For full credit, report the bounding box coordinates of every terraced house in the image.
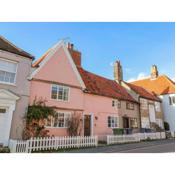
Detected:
[0,36,33,146]
[131,65,175,132]
[30,41,141,138]
[110,61,164,130]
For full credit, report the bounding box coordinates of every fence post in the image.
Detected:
[95,136,98,147]
[9,140,17,153]
[25,140,30,153]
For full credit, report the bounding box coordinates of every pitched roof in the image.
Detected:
[77,67,137,103]
[131,75,175,95]
[125,82,161,102]
[32,49,50,67]
[0,35,34,59]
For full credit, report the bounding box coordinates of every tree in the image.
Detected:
[67,112,83,136]
[23,97,56,139]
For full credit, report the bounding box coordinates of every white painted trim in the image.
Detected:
[30,40,86,89]
[0,57,18,85]
[30,40,64,79]
[50,84,70,102]
[0,89,19,100]
[45,111,71,129]
[90,113,94,136]
[62,44,86,89]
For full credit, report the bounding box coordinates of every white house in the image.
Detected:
[131,65,175,132]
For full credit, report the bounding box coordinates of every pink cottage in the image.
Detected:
[30,41,140,138]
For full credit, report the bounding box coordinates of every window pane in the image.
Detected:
[51,85,58,99]
[58,87,63,100]
[0,70,5,82]
[0,59,17,73]
[172,97,175,104]
[63,88,69,101]
[57,113,64,127]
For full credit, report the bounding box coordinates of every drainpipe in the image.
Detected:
[138,97,142,131]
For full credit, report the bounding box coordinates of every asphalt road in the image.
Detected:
[68,139,175,153]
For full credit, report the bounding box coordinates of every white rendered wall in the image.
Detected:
[159,94,175,131]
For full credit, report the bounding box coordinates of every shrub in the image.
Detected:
[164,122,170,131]
[0,147,10,153]
[113,128,124,135]
[23,97,56,139]
[67,112,83,136]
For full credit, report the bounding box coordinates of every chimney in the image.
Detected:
[151,65,159,79]
[67,42,81,67]
[114,60,123,83]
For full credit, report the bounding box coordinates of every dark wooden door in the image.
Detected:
[123,117,129,128]
[84,115,91,136]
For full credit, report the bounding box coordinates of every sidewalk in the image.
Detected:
[66,139,175,153]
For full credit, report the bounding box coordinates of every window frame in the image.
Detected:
[140,98,148,110]
[126,102,135,110]
[107,116,119,128]
[45,112,71,128]
[0,58,18,85]
[155,101,161,112]
[112,99,121,109]
[51,84,70,102]
[130,118,138,128]
[169,95,175,106]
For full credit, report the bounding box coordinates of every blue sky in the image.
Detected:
[0,22,175,81]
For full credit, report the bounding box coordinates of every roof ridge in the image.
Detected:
[79,67,114,82]
[161,75,175,87]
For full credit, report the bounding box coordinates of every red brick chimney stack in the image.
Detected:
[67,42,81,67]
[114,60,123,83]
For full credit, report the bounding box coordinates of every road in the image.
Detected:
[68,139,175,153]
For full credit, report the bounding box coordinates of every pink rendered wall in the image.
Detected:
[30,44,140,137]
[34,46,81,87]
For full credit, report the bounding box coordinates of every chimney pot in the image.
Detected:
[151,65,159,79]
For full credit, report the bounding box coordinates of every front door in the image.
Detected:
[123,117,129,128]
[0,107,8,145]
[84,115,91,136]
[149,104,156,123]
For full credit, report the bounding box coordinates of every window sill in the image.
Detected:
[45,126,68,129]
[50,98,69,103]
[0,81,16,86]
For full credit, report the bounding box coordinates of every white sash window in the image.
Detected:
[0,58,17,84]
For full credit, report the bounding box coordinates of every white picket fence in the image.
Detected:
[9,136,98,153]
[107,132,166,145]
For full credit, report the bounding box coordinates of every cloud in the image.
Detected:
[127,72,149,82]
[172,77,175,82]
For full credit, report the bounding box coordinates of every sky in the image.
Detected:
[0,22,175,81]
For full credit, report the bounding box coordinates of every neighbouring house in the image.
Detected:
[113,61,164,130]
[30,41,140,138]
[131,65,175,132]
[0,36,34,146]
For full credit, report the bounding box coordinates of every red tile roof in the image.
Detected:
[77,67,137,103]
[131,75,175,95]
[126,82,161,102]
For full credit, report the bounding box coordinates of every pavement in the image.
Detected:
[67,139,175,153]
